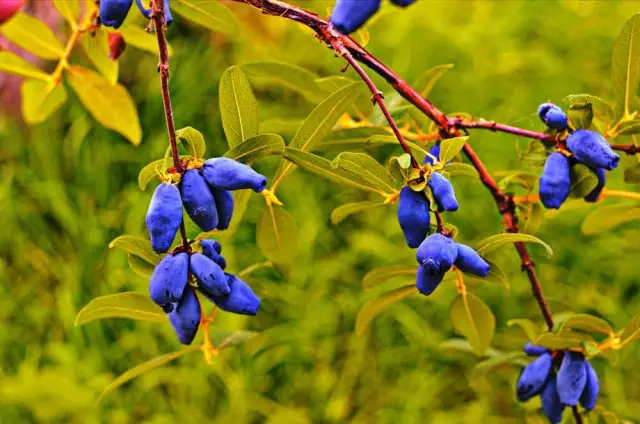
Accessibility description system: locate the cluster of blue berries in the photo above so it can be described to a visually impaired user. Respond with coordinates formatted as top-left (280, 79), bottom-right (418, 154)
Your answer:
top-left (517, 344), bottom-right (599, 423)
top-left (537, 103), bottom-right (620, 209)
top-left (397, 144), bottom-right (490, 296)
top-left (330, 0), bottom-right (416, 35)
top-left (145, 158), bottom-right (267, 344)
top-left (100, 0), bottom-right (172, 29)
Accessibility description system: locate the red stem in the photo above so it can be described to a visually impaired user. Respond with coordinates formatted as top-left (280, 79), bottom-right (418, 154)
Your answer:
top-left (449, 117), bottom-right (557, 142)
top-left (611, 144), bottom-right (640, 154)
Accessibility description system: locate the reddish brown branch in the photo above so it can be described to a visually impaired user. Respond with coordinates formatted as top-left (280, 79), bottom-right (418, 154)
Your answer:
top-left (611, 144), bottom-right (640, 155)
top-left (449, 117), bottom-right (557, 143)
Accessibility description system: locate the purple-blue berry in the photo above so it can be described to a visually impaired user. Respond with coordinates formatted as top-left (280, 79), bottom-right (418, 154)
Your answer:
top-left (181, 169), bottom-right (219, 232)
top-left (539, 152), bottom-right (571, 209)
top-left (201, 158), bottom-right (267, 193)
top-left (99, 0), bottom-right (133, 28)
top-left (211, 187), bottom-right (234, 230)
top-left (538, 103), bottom-right (568, 131)
top-left (541, 375), bottom-right (565, 424)
top-left (584, 167), bottom-right (606, 203)
top-left (146, 183), bottom-right (183, 253)
top-left (329, 0), bottom-right (381, 35)
top-left (557, 351), bottom-right (587, 407)
top-left (397, 186), bottom-right (431, 248)
top-left (454, 243), bottom-right (490, 277)
top-left (428, 172), bottom-right (459, 212)
top-left (524, 343), bottom-right (549, 357)
top-left (201, 239), bottom-right (227, 270)
top-left (203, 273), bottom-right (261, 315)
top-left (415, 233), bottom-right (457, 295)
top-left (566, 129), bottom-right (620, 171)
top-left (149, 252), bottom-right (189, 309)
top-left (516, 352), bottom-right (553, 401)
top-left (190, 252), bottom-right (229, 297)
top-left (423, 143), bottom-right (440, 165)
top-left (580, 361), bottom-right (599, 411)
top-left (168, 285), bottom-right (201, 345)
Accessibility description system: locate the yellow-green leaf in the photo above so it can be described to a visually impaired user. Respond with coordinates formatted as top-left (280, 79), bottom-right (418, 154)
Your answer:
top-left (257, 204), bottom-right (298, 265)
top-left (52, 0), bottom-right (80, 27)
top-left (569, 164), bottom-right (598, 198)
top-left (176, 126), bottom-right (206, 159)
top-left (128, 254), bottom-right (154, 278)
top-left (559, 314), bottom-right (614, 336)
top-left (219, 65), bottom-right (259, 148)
top-left (534, 331), bottom-right (593, 350)
top-left (81, 28), bottom-right (118, 84)
top-left (469, 352), bottom-right (526, 382)
top-left (439, 136), bottom-right (468, 164)
top-left (171, 0), bottom-right (240, 34)
top-left (241, 61), bottom-right (325, 103)
top-left (620, 313), bottom-right (640, 347)
top-left (138, 160), bottom-right (165, 191)
top-left (97, 345), bottom-right (201, 403)
top-left (612, 12), bottom-right (640, 118)
top-left (224, 133), bottom-right (285, 164)
top-left (449, 293), bottom-right (495, 356)
top-left (564, 94), bottom-right (615, 123)
top-left (0, 12), bottom-right (64, 59)
top-left (413, 63), bottom-right (454, 98)
top-left (331, 152), bottom-right (396, 194)
top-left (581, 205), bottom-right (640, 236)
top-left (217, 331), bottom-right (258, 350)
top-left (616, 120), bottom-right (640, 136)
top-left (0, 51), bottom-right (48, 80)
top-left (109, 235), bottom-right (162, 265)
top-left (444, 162), bottom-right (479, 179)
top-left (66, 66), bottom-right (142, 145)
top-left (475, 233), bottom-right (553, 258)
top-left (330, 200), bottom-right (386, 225)
top-left (567, 103), bottom-right (593, 130)
top-left (117, 25), bottom-right (173, 56)
top-left (355, 284), bottom-right (417, 335)
top-left (75, 292), bottom-right (165, 326)
top-left (520, 202), bottom-right (545, 235)
top-left (21, 79), bottom-right (67, 124)
top-left (507, 318), bottom-right (542, 342)
top-left (361, 265), bottom-right (416, 291)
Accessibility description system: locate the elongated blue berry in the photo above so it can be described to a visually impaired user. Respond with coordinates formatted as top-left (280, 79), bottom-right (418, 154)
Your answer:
top-left (415, 265), bottom-right (445, 296)
top-left (539, 152), bottom-right (571, 209)
top-left (423, 143), bottom-right (440, 165)
top-left (168, 285), bottom-right (200, 345)
top-left (205, 274), bottom-right (260, 315)
top-left (211, 187), bottom-right (234, 230)
top-left (397, 187), bottom-right (431, 248)
top-left (541, 375), bottom-right (565, 424)
top-left (516, 353), bottom-right (553, 401)
top-left (416, 233), bottom-right (457, 276)
top-left (201, 239), bottom-right (227, 270)
top-left (579, 361), bottom-right (599, 411)
top-left (584, 167), bottom-right (605, 203)
top-left (149, 252), bottom-right (189, 309)
top-left (538, 103), bottom-right (568, 131)
top-left (146, 183), bottom-right (183, 253)
top-left (524, 343), bottom-right (549, 357)
top-left (100, 0), bottom-right (133, 28)
top-left (180, 169), bottom-right (218, 231)
top-left (190, 252), bottom-right (229, 297)
top-left (557, 351), bottom-right (587, 406)
top-left (201, 158), bottom-right (267, 192)
top-left (454, 243), bottom-right (490, 277)
top-left (428, 172), bottom-right (458, 212)
top-left (566, 129), bottom-right (620, 170)
top-left (330, 0), bottom-right (381, 35)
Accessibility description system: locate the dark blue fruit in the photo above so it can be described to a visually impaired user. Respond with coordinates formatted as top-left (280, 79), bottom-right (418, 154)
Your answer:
top-left (201, 239), bottom-right (227, 270)
top-left (566, 129), bottom-right (620, 170)
top-left (557, 351), bottom-right (587, 406)
top-left (100, 0), bottom-right (133, 28)
top-left (181, 169), bottom-right (218, 231)
top-left (428, 172), bottom-right (459, 212)
top-left (539, 152), bottom-right (571, 209)
top-left (146, 183), bottom-right (183, 253)
top-left (415, 265), bottom-right (445, 296)
top-left (584, 167), bottom-right (606, 203)
top-left (541, 375), bottom-right (565, 424)
top-left (580, 361), bottom-right (599, 411)
top-left (149, 252), bottom-right (189, 308)
top-left (524, 343), bottom-right (549, 357)
top-left (454, 243), bottom-right (490, 277)
top-left (211, 187), bottom-right (234, 230)
top-left (538, 103), bottom-right (568, 131)
top-left (423, 143), bottom-right (440, 165)
top-left (516, 353), bottom-right (553, 401)
top-left (329, 0), bottom-right (381, 35)
top-left (201, 158), bottom-right (267, 193)
top-left (204, 274), bottom-right (260, 315)
top-left (190, 252), bottom-right (229, 297)
top-left (415, 233), bottom-right (457, 295)
top-left (397, 186), bottom-right (431, 248)
top-left (168, 285), bottom-right (200, 345)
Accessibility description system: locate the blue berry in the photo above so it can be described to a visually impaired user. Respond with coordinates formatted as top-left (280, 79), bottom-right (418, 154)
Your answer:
top-left (146, 183), bottom-right (183, 253)
top-left (204, 273), bottom-right (260, 315)
top-left (524, 343), bottom-right (549, 357)
top-left (211, 187), bottom-right (234, 230)
top-left (539, 152), bottom-right (571, 209)
top-left (516, 352), bottom-right (553, 401)
top-left (201, 158), bottom-right (267, 192)
top-left (557, 351), bottom-right (587, 406)
top-left (201, 239), bottom-right (227, 270)
top-left (190, 252), bottom-right (229, 297)
top-left (579, 361), bottom-right (599, 411)
top-left (566, 129), bottom-right (620, 171)
top-left (541, 375), bottom-right (565, 424)
top-left (181, 169), bottom-right (219, 231)
top-left (415, 233), bottom-right (457, 295)
top-left (454, 243), bottom-right (490, 277)
top-left (149, 252), bottom-right (189, 309)
top-left (415, 264), bottom-right (445, 296)
top-left (397, 186), bottom-right (431, 248)
top-left (100, 0), bottom-right (133, 28)
top-left (538, 103), bottom-right (568, 131)
top-left (168, 285), bottom-right (200, 345)
top-left (584, 167), bottom-right (606, 203)
top-left (423, 143), bottom-right (440, 165)
top-left (329, 0), bottom-right (381, 35)
top-left (428, 172), bottom-right (459, 212)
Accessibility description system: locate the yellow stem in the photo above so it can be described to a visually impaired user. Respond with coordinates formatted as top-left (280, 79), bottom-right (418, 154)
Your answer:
top-left (49, 9), bottom-right (97, 83)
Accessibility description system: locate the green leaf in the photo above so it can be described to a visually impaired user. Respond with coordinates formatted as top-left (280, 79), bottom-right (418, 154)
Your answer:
top-left (569, 164), bottom-right (598, 198)
top-left (81, 28), bottom-right (118, 85)
top-left (75, 292), bottom-right (165, 326)
top-left (567, 103), bottom-right (593, 130)
top-left (413, 64), bottom-right (454, 98)
top-left (118, 25), bottom-right (173, 56)
top-left (97, 345), bottom-right (201, 403)
top-left (469, 352), bottom-right (526, 381)
top-left (66, 66), bottom-right (142, 145)
top-left (241, 61), bottom-right (325, 103)
top-left (444, 162), bottom-right (479, 179)
top-left (439, 136), bottom-right (468, 164)
top-left (217, 331), bottom-right (258, 350)
top-left (611, 12), bottom-right (640, 119)
top-left (330, 200), bottom-right (386, 225)
top-left (521, 202), bottom-right (545, 235)
top-left (362, 265), bottom-right (416, 291)
top-left (109, 235), bottom-right (162, 265)
top-left (361, 134), bottom-right (427, 155)
top-left (0, 51), bottom-right (48, 80)
top-left (481, 260), bottom-right (510, 290)
top-left (475, 233), bottom-right (553, 258)
top-left (565, 94), bottom-right (615, 123)
top-left (283, 149), bottom-right (387, 194)
top-left (624, 162), bottom-right (640, 183)
top-left (496, 170), bottom-right (539, 191)
top-left (257, 204), bottom-right (298, 265)
top-left (21, 80), bottom-right (67, 124)
top-left (620, 313), bottom-right (640, 347)
top-left (355, 284), bottom-right (417, 335)
top-left (224, 133), bottom-right (285, 164)
top-left (128, 254), bottom-right (154, 278)
top-left (0, 12), bottom-right (64, 59)
top-left (616, 120), bottom-right (640, 135)
top-left (507, 318), bottom-right (542, 342)
top-left (219, 66), bottom-right (259, 148)
top-left (52, 0), bottom-right (80, 26)
top-left (331, 152), bottom-right (397, 194)
top-left (171, 0), bottom-right (240, 34)
top-left (176, 127), bottom-right (206, 159)
top-left (581, 205), bottom-right (640, 236)
top-left (138, 160), bottom-right (164, 191)
top-left (534, 331), bottom-right (593, 350)
top-left (449, 293), bottom-right (495, 356)
top-left (559, 314), bottom-right (614, 336)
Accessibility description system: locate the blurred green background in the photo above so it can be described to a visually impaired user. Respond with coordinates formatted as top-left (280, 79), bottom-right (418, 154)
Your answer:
top-left (1, 1), bottom-right (639, 423)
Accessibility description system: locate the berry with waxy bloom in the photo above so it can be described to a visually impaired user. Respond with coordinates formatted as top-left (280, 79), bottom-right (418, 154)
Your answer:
top-left (580, 361), bottom-right (600, 411)
top-left (108, 32), bottom-right (126, 60)
top-left (211, 187), bottom-right (234, 230)
top-left (524, 343), bottom-right (549, 357)
top-left (415, 233), bottom-right (457, 295)
top-left (428, 172), bottom-right (458, 212)
top-left (168, 285), bottom-right (200, 345)
top-left (189, 252), bottom-right (229, 297)
top-left (203, 273), bottom-right (260, 315)
top-left (201, 158), bottom-right (267, 192)
top-left (557, 351), bottom-right (587, 406)
top-left (146, 183), bottom-right (183, 253)
top-left (516, 352), bottom-right (553, 401)
top-left (541, 375), bottom-right (565, 424)
top-left (566, 129), bottom-right (620, 171)
top-left (397, 186), bottom-right (431, 248)
top-left (539, 152), bottom-right (571, 209)
top-left (584, 167), bottom-right (605, 203)
top-left (181, 169), bottom-right (219, 231)
top-left (330, 0), bottom-right (381, 35)
top-left (0, 0), bottom-right (23, 24)
top-left (201, 239), bottom-right (227, 270)
top-left (149, 252), bottom-right (189, 310)
top-left (538, 103), bottom-right (568, 131)
top-left (454, 243), bottom-right (490, 277)
top-left (99, 0), bottom-right (133, 28)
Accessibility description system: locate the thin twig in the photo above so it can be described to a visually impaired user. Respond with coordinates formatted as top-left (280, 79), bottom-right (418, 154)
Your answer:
top-left (449, 117), bottom-right (558, 143)
top-left (611, 144), bottom-right (640, 155)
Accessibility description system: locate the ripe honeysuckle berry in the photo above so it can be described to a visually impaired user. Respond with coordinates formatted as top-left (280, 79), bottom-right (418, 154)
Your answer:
top-left (135, 0), bottom-right (173, 24)
top-left (149, 252), bottom-right (189, 308)
top-left (329, 0), bottom-right (381, 35)
top-left (541, 375), bottom-right (565, 424)
top-left (203, 273), bottom-right (260, 315)
top-left (0, 0), bottom-right (23, 24)
top-left (168, 285), bottom-right (200, 345)
top-left (454, 243), bottom-right (490, 277)
top-left (537, 103), bottom-right (568, 131)
top-left (146, 183), bottom-right (183, 253)
top-left (99, 0), bottom-right (133, 28)
top-left (211, 187), bottom-right (234, 230)
top-left (189, 252), bottom-right (229, 297)
top-left (201, 239), bottom-right (227, 270)
top-left (428, 172), bottom-right (459, 212)
top-left (584, 167), bottom-right (606, 203)
top-left (415, 233), bottom-right (457, 296)
top-left (397, 186), bottom-right (431, 248)
top-left (539, 152), bottom-right (571, 209)
top-left (415, 264), bottom-right (445, 296)
top-left (201, 158), bottom-right (267, 192)
top-left (516, 352), bottom-right (553, 401)
top-left (524, 343), bottom-right (550, 357)
top-left (566, 129), bottom-right (620, 170)
top-left (423, 143), bottom-right (440, 165)
top-left (557, 351), bottom-right (587, 406)
top-left (181, 169), bottom-right (219, 231)
top-left (580, 361), bottom-right (599, 411)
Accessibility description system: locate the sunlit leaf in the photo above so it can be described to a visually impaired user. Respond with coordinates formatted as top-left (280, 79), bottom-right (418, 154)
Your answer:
top-left (581, 205), bottom-right (640, 235)
top-left (0, 12), bottom-right (64, 59)
top-left (109, 235), bottom-right (162, 265)
top-left (330, 200), bottom-right (387, 225)
top-left (469, 352), bottom-right (526, 381)
top-left (559, 314), bottom-right (614, 336)
top-left (171, 0), bottom-right (240, 34)
top-left (176, 127), bottom-right (206, 159)
top-left (257, 204), bottom-right (298, 265)
top-left (567, 103), bottom-right (593, 130)
top-left (569, 164), bottom-right (598, 198)
top-left (355, 284), bottom-right (417, 335)
top-left (242, 61), bottom-right (325, 103)
top-left (138, 160), bottom-right (165, 191)
top-left (75, 292), bottom-right (165, 326)
top-left (217, 331), bottom-right (258, 350)
top-left (0, 51), bottom-right (48, 80)
top-left (52, 0), bottom-right (80, 26)
top-left (480, 260), bottom-right (510, 290)
top-left (331, 152), bottom-right (396, 194)
top-left (534, 331), bottom-right (593, 350)
top-left (81, 28), bottom-right (118, 84)
top-left (449, 293), bottom-right (495, 356)
top-left (362, 265), bottom-right (416, 291)
top-left (496, 170), bottom-right (539, 191)
top-left (444, 163), bottom-right (479, 179)
top-left (508, 318), bottom-right (542, 342)
top-left (219, 66), bottom-right (259, 148)
top-left (611, 12), bottom-right (640, 119)
top-left (520, 202), bottom-right (545, 235)
top-left (620, 313), bottom-right (640, 347)
top-left (413, 64), bottom-right (454, 98)
top-left (475, 233), bottom-right (553, 258)
top-left (128, 254), bottom-right (154, 278)
top-left (439, 136), bottom-right (468, 164)
top-left (224, 133), bottom-right (285, 164)
top-left (565, 94), bottom-right (615, 123)
top-left (21, 79), bottom-right (67, 124)
top-left (616, 120), bottom-right (640, 135)
top-left (66, 66), bottom-right (142, 145)
top-left (118, 25), bottom-right (173, 56)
